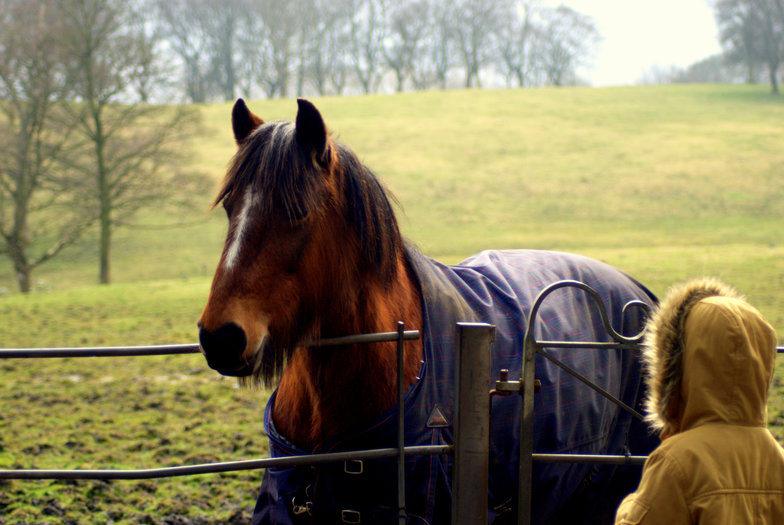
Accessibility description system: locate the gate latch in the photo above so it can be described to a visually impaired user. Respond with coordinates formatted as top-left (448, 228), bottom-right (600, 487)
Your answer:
top-left (490, 368), bottom-right (541, 397)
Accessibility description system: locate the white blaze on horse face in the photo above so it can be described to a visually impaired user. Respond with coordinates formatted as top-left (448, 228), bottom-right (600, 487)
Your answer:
top-left (224, 187), bottom-right (255, 271)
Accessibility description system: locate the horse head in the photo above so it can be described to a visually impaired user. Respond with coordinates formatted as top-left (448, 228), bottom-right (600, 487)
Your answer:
top-left (198, 99), bottom-right (410, 389)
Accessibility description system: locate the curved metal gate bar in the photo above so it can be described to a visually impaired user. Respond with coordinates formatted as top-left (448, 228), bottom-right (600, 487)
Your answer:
top-left (518, 280), bottom-right (652, 525)
top-left (531, 453), bottom-right (647, 465)
top-left (0, 330), bottom-right (421, 358)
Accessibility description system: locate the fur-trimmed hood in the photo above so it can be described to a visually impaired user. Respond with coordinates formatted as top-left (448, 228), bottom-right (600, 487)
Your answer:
top-left (643, 278), bottom-right (777, 438)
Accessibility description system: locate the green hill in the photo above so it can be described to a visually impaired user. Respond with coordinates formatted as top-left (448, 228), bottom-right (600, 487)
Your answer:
top-left (2, 84), bottom-right (784, 523)
top-left (6, 84), bottom-right (784, 323)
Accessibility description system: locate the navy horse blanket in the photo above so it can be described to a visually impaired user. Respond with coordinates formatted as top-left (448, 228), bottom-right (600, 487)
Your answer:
top-left (254, 248), bottom-right (658, 525)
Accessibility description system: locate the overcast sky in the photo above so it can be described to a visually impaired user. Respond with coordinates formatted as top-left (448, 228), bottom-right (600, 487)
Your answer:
top-left (551, 0), bottom-right (723, 86)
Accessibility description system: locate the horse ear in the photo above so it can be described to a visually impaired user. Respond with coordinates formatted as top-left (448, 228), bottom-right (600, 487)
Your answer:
top-left (232, 98), bottom-right (264, 145)
top-left (295, 98), bottom-right (330, 166)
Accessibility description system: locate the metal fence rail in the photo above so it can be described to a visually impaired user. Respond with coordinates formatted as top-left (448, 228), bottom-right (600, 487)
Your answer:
top-left (0, 330), bottom-right (421, 359)
top-left (532, 453), bottom-right (647, 465)
top-left (0, 343), bottom-right (201, 359)
top-left (0, 445), bottom-right (452, 481)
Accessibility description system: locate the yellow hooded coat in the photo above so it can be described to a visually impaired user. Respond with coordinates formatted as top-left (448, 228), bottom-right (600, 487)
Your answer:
top-left (615, 279), bottom-right (784, 524)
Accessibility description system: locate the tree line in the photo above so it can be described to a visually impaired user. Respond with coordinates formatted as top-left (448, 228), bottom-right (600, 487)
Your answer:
top-left (150, 0), bottom-right (600, 102)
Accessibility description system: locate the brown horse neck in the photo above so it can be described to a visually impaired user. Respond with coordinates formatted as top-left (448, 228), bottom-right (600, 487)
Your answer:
top-left (272, 255), bottom-right (423, 451)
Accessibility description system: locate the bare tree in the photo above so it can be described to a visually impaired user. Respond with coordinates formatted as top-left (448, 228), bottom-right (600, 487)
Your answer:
top-left (156, 0), bottom-right (246, 101)
top-left (410, 0), bottom-right (453, 90)
top-left (383, 0), bottom-right (429, 92)
top-left (452, 0), bottom-right (505, 88)
top-left (204, 0), bottom-right (246, 101)
top-left (498, 1), bottom-right (540, 87)
top-left (348, 0), bottom-right (389, 94)
top-left (328, 29), bottom-right (351, 95)
top-left (123, 1), bottom-right (163, 102)
top-left (753, 0), bottom-right (784, 93)
top-left (251, 0), bottom-right (299, 98)
top-left (299, 0), bottom-right (352, 96)
top-left (713, 0), bottom-right (784, 93)
top-left (715, 0), bottom-right (766, 83)
top-left (140, 0), bottom-right (611, 99)
top-left (156, 0), bottom-right (213, 102)
top-left (234, 8), bottom-right (266, 99)
top-left (61, 0), bottom-right (203, 284)
top-left (0, 0), bottom-right (95, 292)
top-left (538, 6), bottom-right (600, 86)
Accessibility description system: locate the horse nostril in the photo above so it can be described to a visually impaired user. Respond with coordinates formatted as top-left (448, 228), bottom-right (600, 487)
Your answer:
top-left (199, 322), bottom-right (248, 372)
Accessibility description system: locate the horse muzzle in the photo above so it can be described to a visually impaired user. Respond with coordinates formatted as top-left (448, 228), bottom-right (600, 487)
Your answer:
top-left (198, 322), bottom-right (254, 376)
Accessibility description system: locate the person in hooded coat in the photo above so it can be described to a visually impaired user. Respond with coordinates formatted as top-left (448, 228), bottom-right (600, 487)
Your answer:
top-left (614, 278), bottom-right (784, 524)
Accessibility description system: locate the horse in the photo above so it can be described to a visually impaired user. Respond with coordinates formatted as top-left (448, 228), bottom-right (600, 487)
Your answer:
top-left (198, 98), bottom-right (658, 525)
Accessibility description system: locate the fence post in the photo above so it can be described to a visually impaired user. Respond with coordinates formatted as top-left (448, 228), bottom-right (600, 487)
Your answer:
top-left (452, 322), bottom-right (495, 525)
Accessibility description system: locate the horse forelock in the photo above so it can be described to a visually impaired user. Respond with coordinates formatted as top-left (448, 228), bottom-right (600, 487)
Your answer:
top-left (214, 121), bottom-right (322, 224)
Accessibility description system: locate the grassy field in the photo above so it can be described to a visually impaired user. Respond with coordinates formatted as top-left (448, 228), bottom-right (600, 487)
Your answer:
top-left (2, 84), bottom-right (784, 523)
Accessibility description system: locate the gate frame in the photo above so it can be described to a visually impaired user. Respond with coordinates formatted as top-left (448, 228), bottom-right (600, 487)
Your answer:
top-left (518, 280), bottom-right (651, 525)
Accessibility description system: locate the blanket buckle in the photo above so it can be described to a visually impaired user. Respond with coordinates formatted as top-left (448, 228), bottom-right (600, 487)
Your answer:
top-left (343, 459), bottom-right (363, 475)
top-left (341, 509), bottom-right (361, 523)
top-left (291, 496), bottom-right (312, 516)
